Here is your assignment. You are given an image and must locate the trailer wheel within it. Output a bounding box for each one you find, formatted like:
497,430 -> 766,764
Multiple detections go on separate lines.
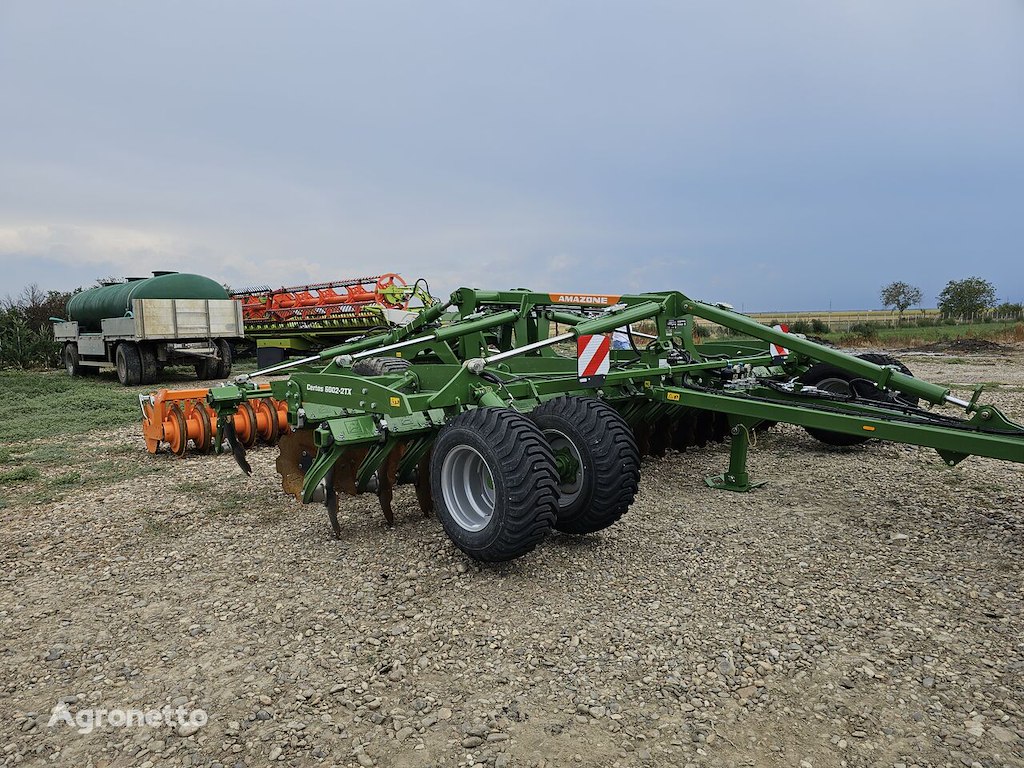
115,343 -> 142,386
529,397 -> 641,534
194,358 -> 215,380
63,343 -> 82,377
139,345 -> 159,385
215,339 -> 233,378
430,408 -> 558,562
799,354 -> 917,446
351,356 -> 411,376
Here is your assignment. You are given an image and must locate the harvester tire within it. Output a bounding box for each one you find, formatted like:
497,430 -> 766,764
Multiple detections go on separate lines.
351,356 -> 411,376
430,407 -> 558,562
215,339 -> 233,379
528,396 -> 641,534
115,343 -> 142,387
63,343 -> 82,377
799,354 -> 916,447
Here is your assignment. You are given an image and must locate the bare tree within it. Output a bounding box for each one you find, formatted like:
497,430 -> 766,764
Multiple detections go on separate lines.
880,281 -> 923,323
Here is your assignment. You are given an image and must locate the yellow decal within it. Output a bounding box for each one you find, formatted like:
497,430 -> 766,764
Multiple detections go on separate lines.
390,397 -> 401,407
862,425 -> 876,431
395,351 -> 402,357
643,380 -> 652,389
548,292 -> 622,305
667,392 -> 680,401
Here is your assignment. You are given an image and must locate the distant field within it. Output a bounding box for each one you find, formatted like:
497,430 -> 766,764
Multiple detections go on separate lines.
686,305 -> 1023,349
744,308 -> 942,330
690,318 -> 1024,349
819,321 -> 1024,348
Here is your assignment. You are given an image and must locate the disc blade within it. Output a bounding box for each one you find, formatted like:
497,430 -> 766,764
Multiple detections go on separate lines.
276,430 -> 317,499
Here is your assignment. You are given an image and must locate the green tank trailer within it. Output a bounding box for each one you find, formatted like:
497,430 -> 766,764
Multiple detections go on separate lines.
54,272 -> 243,385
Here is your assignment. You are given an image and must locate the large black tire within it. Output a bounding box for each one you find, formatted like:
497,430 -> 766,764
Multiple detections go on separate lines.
856,353 -> 918,406
215,339 -> 233,378
196,340 -> 233,380
139,344 -> 159,385
115,343 -> 142,386
528,396 -> 641,534
195,358 -> 216,380
430,408 -> 558,562
63,343 -> 82,377
351,356 -> 411,376
799,353 -> 916,447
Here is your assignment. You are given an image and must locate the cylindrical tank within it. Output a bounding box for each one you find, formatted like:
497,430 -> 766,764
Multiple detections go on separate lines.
67,272 -> 229,331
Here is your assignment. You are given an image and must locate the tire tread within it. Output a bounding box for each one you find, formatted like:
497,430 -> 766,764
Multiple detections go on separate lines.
431,407 -> 558,562
530,396 -> 641,534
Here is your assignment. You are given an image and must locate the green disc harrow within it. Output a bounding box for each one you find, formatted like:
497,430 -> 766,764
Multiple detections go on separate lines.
203,287 -> 1024,561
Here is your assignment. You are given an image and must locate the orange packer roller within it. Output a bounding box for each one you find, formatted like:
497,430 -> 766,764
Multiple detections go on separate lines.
140,385 -> 289,456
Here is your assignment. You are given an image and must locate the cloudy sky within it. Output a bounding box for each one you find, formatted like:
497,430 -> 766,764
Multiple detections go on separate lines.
1,2 -> 1021,311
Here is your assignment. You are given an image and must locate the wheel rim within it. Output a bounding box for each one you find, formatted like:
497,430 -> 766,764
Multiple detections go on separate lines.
440,444 -> 496,532
543,428 -> 584,509
116,349 -> 126,381
64,347 -> 74,375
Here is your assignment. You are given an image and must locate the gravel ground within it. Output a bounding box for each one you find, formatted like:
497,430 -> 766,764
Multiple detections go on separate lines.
2,352 -> 1023,768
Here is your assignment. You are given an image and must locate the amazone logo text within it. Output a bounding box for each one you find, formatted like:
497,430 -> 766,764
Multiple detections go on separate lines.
549,293 -> 621,305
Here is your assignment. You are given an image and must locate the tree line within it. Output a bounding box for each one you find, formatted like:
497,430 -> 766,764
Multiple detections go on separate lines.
881,277 -> 1021,322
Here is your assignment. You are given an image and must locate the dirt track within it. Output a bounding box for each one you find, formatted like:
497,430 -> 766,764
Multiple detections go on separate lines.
2,352 -> 1023,768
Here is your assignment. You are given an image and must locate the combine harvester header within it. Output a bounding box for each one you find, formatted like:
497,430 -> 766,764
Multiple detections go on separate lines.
230,273 -> 435,366
142,286 -> 1024,563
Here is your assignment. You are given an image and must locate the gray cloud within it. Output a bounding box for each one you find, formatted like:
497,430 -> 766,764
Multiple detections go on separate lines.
1,1 -> 1021,308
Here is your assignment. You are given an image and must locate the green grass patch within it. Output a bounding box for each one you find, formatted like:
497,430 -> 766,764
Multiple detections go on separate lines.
102,443 -> 138,456
86,457 -> 163,487
175,480 -> 214,494
0,423 -> 166,509
0,360 -> 259,444
0,466 -> 41,485
18,445 -> 75,465
0,369 -> 144,442
49,471 -> 82,487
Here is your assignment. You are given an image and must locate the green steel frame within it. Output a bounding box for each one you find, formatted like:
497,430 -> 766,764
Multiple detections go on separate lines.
209,287 -> 1024,502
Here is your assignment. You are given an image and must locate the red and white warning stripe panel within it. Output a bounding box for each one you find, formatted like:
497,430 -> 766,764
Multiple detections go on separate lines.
770,324 -> 790,358
577,334 -> 611,381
